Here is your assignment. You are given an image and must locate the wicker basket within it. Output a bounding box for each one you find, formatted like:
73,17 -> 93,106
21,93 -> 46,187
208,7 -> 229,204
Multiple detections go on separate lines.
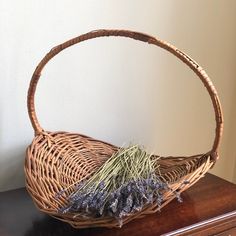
25,29 -> 223,229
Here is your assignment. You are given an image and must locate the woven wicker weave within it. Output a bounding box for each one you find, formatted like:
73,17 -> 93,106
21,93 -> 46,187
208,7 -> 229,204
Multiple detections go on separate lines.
25,29 -> 223,229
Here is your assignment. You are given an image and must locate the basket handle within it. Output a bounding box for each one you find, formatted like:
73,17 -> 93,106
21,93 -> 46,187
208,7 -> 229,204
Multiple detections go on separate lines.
27,29 -> 223,160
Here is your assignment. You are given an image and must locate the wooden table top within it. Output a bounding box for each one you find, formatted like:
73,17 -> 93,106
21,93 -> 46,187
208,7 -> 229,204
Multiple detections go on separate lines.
0,173 -> 235,236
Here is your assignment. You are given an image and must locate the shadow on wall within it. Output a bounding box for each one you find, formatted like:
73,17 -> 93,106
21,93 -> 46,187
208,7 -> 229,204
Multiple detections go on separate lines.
0,145 -> 26,192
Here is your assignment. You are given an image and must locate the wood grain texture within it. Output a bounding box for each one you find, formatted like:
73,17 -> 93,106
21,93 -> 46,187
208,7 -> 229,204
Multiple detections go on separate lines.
0,174 -> 235,236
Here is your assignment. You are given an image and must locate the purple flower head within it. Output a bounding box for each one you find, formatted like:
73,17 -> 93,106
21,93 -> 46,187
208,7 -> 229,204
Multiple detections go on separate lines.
110,198 -> 118,213
98,181 -> 105,190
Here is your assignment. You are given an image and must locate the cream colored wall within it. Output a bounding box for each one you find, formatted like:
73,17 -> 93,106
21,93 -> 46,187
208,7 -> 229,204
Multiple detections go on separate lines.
0,0 -> 236,191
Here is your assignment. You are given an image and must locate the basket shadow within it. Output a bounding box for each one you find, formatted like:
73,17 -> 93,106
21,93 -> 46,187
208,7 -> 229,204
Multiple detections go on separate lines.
24,215 -> 109,236
0,145 -> 26,191
24,192 -> 198,236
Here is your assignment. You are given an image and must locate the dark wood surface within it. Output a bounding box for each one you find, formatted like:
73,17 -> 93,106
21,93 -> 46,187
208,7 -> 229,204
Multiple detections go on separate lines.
0,173 -> 235,236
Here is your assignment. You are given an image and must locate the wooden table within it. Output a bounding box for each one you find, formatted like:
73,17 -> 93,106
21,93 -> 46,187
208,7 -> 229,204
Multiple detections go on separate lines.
0,174 -> 235,236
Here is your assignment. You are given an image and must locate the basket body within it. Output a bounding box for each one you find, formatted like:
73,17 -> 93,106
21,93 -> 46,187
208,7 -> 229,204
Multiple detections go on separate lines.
25,29 -> 223,228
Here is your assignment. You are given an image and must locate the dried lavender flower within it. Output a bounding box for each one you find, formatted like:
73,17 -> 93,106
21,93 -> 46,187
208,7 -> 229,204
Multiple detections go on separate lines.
57,145 -> 183,224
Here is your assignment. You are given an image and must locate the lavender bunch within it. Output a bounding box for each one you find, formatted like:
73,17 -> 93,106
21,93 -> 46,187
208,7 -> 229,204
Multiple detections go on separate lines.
58,145 -> 183,226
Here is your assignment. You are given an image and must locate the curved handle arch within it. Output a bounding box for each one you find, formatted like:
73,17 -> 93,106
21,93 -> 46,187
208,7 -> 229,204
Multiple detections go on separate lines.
27,29 -> 223,159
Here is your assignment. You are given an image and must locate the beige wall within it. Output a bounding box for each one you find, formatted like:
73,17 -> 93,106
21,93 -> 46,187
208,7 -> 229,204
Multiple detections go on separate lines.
0,0 -> 236,191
